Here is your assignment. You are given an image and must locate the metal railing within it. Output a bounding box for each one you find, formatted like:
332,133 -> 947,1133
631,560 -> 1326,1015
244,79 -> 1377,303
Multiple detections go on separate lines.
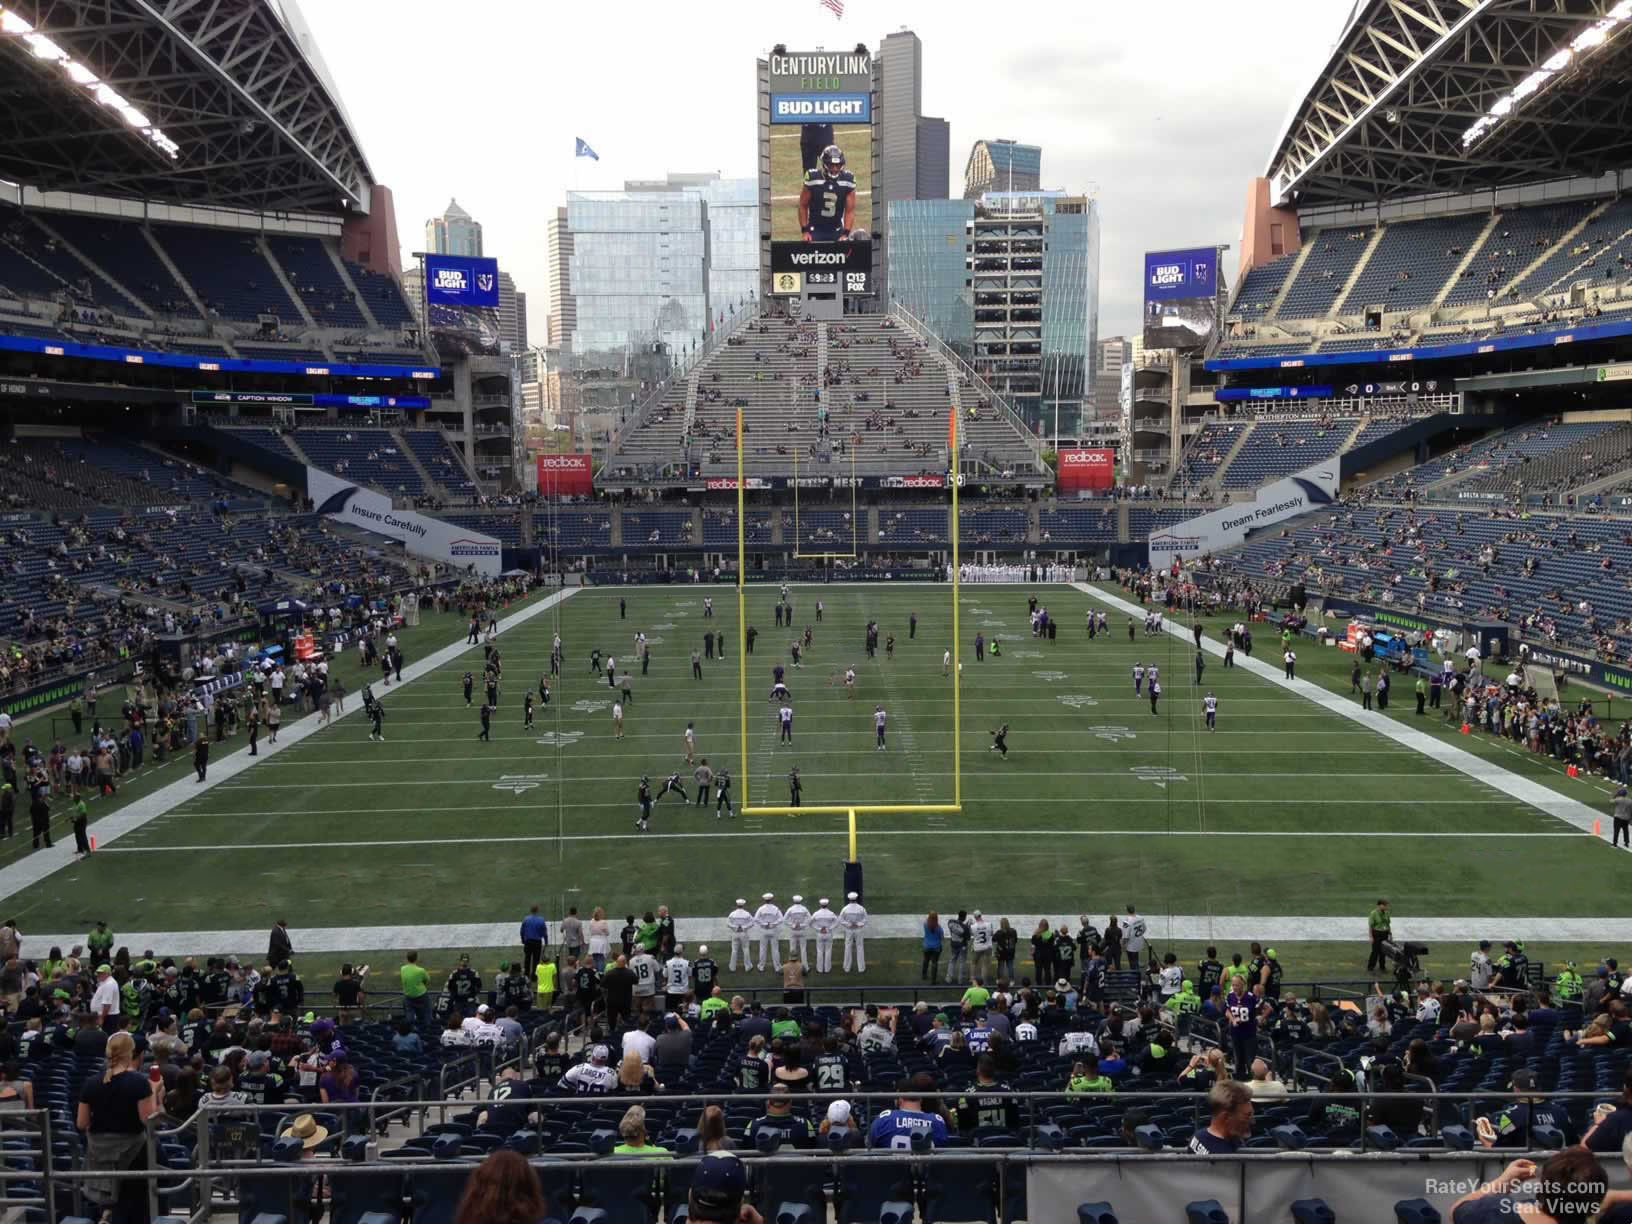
887,301 -> 1048,472
7,1087 -> 1610,1223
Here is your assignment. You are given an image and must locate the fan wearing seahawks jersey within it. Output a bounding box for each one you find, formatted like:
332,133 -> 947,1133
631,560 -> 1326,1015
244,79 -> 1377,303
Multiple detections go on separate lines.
813,1035 -> 856,1092
955,1055 -> 1019,1133
558,1045 -> 618,1095
799,145 -> 856,242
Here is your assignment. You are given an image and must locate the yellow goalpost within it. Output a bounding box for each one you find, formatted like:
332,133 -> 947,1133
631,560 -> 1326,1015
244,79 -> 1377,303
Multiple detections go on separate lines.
734,405 -> 963,857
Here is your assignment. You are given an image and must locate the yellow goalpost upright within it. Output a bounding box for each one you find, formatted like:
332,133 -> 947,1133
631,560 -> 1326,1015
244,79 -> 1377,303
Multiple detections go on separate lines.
734,405 -> 963,859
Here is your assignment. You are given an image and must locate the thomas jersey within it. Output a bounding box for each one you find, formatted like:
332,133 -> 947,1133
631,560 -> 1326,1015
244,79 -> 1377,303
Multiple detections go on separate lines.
804,170 -> 856,236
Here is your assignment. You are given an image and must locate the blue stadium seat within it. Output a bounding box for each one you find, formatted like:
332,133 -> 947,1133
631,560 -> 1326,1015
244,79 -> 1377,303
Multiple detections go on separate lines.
1077,1206 -> 1119,1224
922,1160 -> 998,1223
879,1204 -> 914,1224
1185,1201 -> 1229,1224
837,1158 -> 915,1224
1394,1201 -> 1441,1224
1291,1202 -> 1335,1224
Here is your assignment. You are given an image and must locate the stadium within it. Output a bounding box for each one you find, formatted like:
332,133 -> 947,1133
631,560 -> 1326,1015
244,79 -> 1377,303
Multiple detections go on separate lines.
5,0 -> 1632,1220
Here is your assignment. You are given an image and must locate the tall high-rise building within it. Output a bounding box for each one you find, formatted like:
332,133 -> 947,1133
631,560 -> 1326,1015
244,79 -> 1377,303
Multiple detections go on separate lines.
565,171 -> 755,358
1094,335 -> 1131,422
513,287 -> 528,352
425,198 -> 483,257
964,140 -> 1042,199
546,207 -> 576,348
888,191 -> 1100,439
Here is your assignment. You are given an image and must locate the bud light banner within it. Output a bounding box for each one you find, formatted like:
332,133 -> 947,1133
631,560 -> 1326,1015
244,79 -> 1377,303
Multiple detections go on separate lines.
1057,448 -> 1115,492
425,255 -> 500,308
1143,246 -> 1219,352
535,453 -> 594,498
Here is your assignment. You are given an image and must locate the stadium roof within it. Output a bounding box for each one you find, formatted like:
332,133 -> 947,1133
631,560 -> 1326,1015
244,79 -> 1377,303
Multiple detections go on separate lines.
1266,0 -> 1632,209
0,0 -> 375,214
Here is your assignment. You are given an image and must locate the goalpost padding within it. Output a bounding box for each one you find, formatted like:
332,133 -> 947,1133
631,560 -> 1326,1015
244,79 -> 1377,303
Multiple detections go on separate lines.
732,404 -> 965,824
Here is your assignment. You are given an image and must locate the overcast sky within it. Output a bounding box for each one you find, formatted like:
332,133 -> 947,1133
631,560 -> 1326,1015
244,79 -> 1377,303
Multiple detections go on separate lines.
296,0 -> 1348,342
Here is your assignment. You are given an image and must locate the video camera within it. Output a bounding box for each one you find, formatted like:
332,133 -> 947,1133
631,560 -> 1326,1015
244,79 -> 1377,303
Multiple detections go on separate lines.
1381,940 -> 1429,991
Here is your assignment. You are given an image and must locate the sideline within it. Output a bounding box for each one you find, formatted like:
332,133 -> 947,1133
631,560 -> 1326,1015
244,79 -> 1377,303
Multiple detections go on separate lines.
0,586 -> 579,905
1074,582 -> 1609,838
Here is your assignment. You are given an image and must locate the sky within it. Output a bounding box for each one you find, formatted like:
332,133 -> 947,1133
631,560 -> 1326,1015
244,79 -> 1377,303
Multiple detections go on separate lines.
295,0 -> 1349,343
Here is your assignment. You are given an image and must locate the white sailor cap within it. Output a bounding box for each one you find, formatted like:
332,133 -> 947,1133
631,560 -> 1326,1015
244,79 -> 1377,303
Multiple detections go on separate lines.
792,895 -> 804,903
736,899 -> 747,907
762,892 -> 775,901
847,892 -> 859,901
818,898 -> 830,906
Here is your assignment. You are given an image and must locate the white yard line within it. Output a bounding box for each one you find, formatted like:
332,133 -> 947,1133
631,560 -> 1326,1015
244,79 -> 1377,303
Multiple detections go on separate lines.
0,588 -> 580,905
1074,583 -> 1612,838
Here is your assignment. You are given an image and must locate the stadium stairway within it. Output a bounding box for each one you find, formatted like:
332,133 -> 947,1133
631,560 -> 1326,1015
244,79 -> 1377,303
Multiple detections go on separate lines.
1427,212 -> 1503,310
256,231 -> 319,332
327,246 -> 382,330
1261,242 -> 1315,320
1201,422 -> 1258,491
141,226 -> 210,320
25,212 -> 153,318
1328,226 -> 1388,318
1504,198 -> 1624,300
391,430 -> 441,496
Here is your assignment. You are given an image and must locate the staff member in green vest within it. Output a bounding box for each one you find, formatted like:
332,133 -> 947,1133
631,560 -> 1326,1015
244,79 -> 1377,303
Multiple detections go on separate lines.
400,951 -> 432,1030
1367,898 -> 1391,972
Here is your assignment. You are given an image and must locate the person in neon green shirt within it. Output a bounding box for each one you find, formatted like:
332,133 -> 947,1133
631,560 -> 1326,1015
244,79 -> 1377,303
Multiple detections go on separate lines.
1170,979 -> 1202,1016
535,959 -> 558,1008
961,980 -> 990,1010
1067,1056 -> 1114,1095
400,951 -> 431,1029
86,920 -> 114,962
612,1106 -> 671,1157
636,912 -> 660,954
699,987 -> 729,1021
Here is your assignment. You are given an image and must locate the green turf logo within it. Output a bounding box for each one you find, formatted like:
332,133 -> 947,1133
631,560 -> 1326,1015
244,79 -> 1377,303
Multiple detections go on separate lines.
1092,726 -> 1137,742
572,699 -> 610,713
1012,650 -> 1043,659
1058,694 -> 1099,708
494,773 -> 551,794
652,623 -> 676,631
1033,670 -> 1069,681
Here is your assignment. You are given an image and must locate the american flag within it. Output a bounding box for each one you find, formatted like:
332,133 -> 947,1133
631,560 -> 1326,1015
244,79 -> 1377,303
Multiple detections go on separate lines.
820,0 -> 843,16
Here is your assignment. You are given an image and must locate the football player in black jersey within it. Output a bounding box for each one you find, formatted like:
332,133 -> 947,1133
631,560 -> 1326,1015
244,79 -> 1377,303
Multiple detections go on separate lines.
799,144 -> 856,242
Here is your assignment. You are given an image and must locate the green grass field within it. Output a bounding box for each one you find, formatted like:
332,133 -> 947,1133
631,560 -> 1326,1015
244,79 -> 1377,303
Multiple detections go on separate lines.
9,581 -> 1632,985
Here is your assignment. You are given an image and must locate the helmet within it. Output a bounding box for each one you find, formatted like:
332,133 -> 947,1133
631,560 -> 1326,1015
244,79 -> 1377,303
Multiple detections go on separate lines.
820,144 -> 845,176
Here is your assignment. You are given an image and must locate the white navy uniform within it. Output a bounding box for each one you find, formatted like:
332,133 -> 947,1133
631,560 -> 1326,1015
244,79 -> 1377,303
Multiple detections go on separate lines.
840,892 -> 868,972
810,899 -> 838,973
784,896 -> 812,965
727,899 -> 754,971
753,893 -> 785,971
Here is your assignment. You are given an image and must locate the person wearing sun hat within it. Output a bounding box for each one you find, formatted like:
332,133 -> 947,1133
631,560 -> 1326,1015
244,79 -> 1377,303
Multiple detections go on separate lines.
91,963 -> 120,1034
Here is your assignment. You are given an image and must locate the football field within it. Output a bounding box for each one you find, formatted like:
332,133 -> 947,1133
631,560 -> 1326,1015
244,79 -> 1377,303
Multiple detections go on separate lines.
7,580 -> 1632,974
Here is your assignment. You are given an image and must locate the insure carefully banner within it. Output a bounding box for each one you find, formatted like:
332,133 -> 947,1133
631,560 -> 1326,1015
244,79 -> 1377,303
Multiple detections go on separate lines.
1146,461 -> 1337,568
307,467 -> 500,576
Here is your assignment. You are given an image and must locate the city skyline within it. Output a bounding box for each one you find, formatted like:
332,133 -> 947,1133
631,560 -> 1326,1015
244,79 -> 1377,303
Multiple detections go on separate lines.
295,0 -> 1342,339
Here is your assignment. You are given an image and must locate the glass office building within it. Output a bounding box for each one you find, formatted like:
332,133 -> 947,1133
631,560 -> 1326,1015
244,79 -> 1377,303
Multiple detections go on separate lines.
888,193 -> 1099,436
566,175 -> 755,360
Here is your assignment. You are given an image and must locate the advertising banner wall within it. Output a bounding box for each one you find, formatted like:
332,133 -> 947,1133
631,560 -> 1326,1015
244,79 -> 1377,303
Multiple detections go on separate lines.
770,238 -> 874,296
307,467 -> 501,576
535,453 -> 594,497
1056,447 -> 1115,491
1143,246 -> 1218,351
1146,461 -> 1337,567
425,255 -> 500,308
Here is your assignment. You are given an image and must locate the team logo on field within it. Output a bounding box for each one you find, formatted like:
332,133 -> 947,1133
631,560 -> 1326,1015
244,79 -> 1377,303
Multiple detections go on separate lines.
1033,670 -> 1068,682
572,698 -> 610,714
1092,726 -> 1136,743
967,607 -> 994,615
979,620 -> 1007,628
1012,650 -> 1043,659
1131,765 -> 1186,788
535,731 -> 585,747
652,623 -> 676,631
1058,694 -> 1099,708
494,773 -> 551,794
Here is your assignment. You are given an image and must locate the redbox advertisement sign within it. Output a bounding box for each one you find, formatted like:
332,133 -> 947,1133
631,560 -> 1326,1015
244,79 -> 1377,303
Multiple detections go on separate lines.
536,453 -> 593,497
1057,448 -> 1115,491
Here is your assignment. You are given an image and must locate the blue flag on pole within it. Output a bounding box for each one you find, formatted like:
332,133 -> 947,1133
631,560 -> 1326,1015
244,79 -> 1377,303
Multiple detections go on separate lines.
575,138 -> 599,161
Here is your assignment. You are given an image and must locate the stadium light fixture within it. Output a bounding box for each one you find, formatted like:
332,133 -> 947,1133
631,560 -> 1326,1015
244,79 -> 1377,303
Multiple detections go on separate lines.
25,32 -> 66,61
1463,5 -> 1632,147
64,61 -> 96,85
0,8 -> 31,34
